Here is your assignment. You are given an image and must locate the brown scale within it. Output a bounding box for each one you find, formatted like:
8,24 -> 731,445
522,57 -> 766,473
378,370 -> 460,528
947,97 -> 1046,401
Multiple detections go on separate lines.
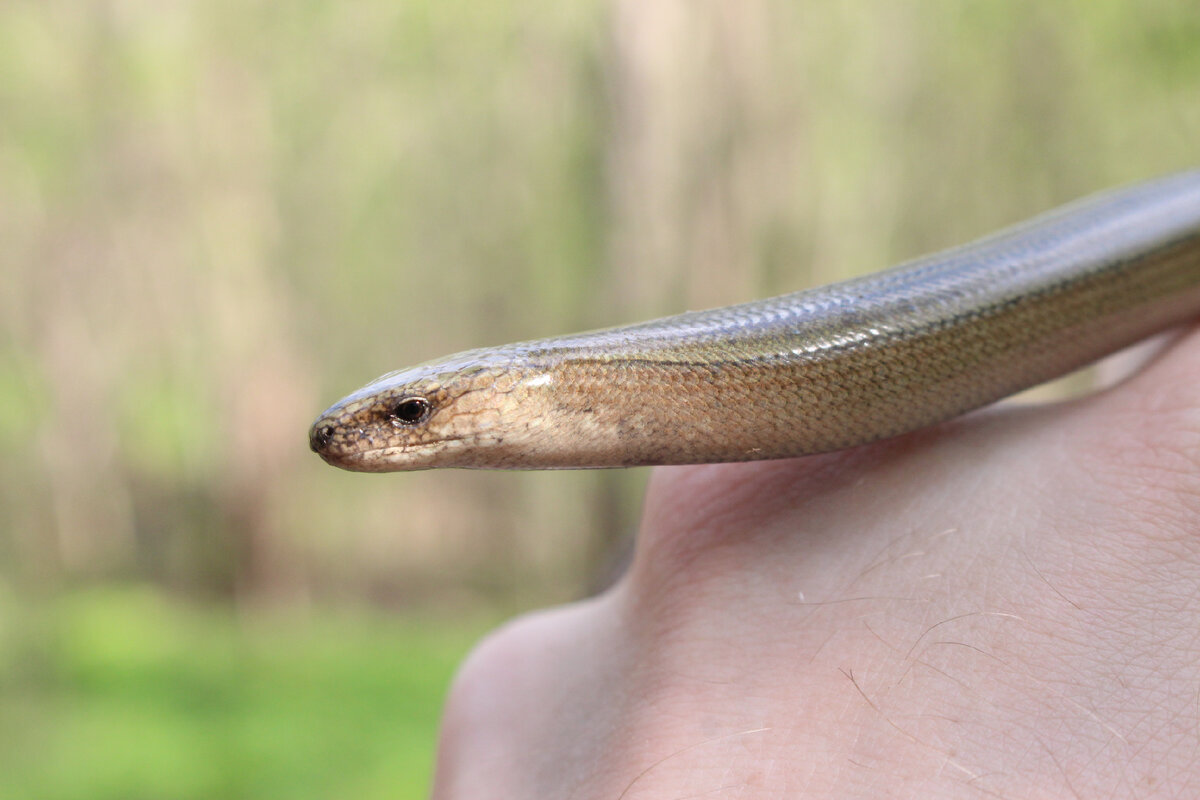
311,171 -> 1200,472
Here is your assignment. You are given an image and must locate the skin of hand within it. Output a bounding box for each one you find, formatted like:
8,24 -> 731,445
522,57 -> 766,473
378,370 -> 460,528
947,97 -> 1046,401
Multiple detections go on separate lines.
429,328 -> 1200,800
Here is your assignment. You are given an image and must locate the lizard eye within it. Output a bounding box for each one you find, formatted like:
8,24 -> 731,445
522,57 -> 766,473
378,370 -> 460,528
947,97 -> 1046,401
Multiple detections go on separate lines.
389,397 -> 432,426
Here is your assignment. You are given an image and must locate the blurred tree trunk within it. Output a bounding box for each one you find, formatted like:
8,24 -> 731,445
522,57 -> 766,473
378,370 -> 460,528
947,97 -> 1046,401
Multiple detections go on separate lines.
605,0 -> 789,317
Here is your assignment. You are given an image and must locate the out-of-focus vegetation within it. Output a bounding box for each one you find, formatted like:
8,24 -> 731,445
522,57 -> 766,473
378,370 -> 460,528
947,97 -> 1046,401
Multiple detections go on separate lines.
0,586 -> 491,799
1,0 -> 1198,796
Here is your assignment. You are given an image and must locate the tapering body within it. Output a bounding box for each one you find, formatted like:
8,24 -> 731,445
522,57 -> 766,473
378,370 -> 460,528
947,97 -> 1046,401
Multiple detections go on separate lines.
311,171 -> 1200,471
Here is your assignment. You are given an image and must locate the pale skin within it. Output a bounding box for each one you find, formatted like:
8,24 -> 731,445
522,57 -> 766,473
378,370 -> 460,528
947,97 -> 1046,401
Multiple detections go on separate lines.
429,328 -> 1200,800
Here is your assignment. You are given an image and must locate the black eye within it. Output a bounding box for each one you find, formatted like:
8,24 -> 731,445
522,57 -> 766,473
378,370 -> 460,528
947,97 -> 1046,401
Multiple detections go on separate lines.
390,397 -> 432,426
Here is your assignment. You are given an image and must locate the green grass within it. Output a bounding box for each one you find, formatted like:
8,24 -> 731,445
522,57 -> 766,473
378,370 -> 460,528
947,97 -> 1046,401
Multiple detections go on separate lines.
0,587 -> 489,800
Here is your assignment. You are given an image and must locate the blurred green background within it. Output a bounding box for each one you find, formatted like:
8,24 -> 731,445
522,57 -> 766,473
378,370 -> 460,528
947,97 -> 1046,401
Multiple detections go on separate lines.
1,0 -> 1197,797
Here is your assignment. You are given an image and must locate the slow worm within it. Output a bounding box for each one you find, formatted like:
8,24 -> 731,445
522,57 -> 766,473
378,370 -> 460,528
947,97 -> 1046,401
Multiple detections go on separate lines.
311,171 -> 1200,471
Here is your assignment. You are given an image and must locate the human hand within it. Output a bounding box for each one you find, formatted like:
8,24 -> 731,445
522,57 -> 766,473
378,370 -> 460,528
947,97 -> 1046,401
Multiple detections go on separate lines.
431,329 -> 1200,799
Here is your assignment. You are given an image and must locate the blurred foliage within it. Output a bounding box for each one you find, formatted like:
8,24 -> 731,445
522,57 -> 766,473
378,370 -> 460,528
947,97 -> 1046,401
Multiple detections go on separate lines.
0,586 -> 489,800
0,0 -> 1198,795
2,0 -> 1198,606
1,0 -> 618,606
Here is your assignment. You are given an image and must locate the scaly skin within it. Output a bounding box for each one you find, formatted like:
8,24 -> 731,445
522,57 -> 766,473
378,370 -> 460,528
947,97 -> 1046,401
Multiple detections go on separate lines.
311,171 -> 1200,471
